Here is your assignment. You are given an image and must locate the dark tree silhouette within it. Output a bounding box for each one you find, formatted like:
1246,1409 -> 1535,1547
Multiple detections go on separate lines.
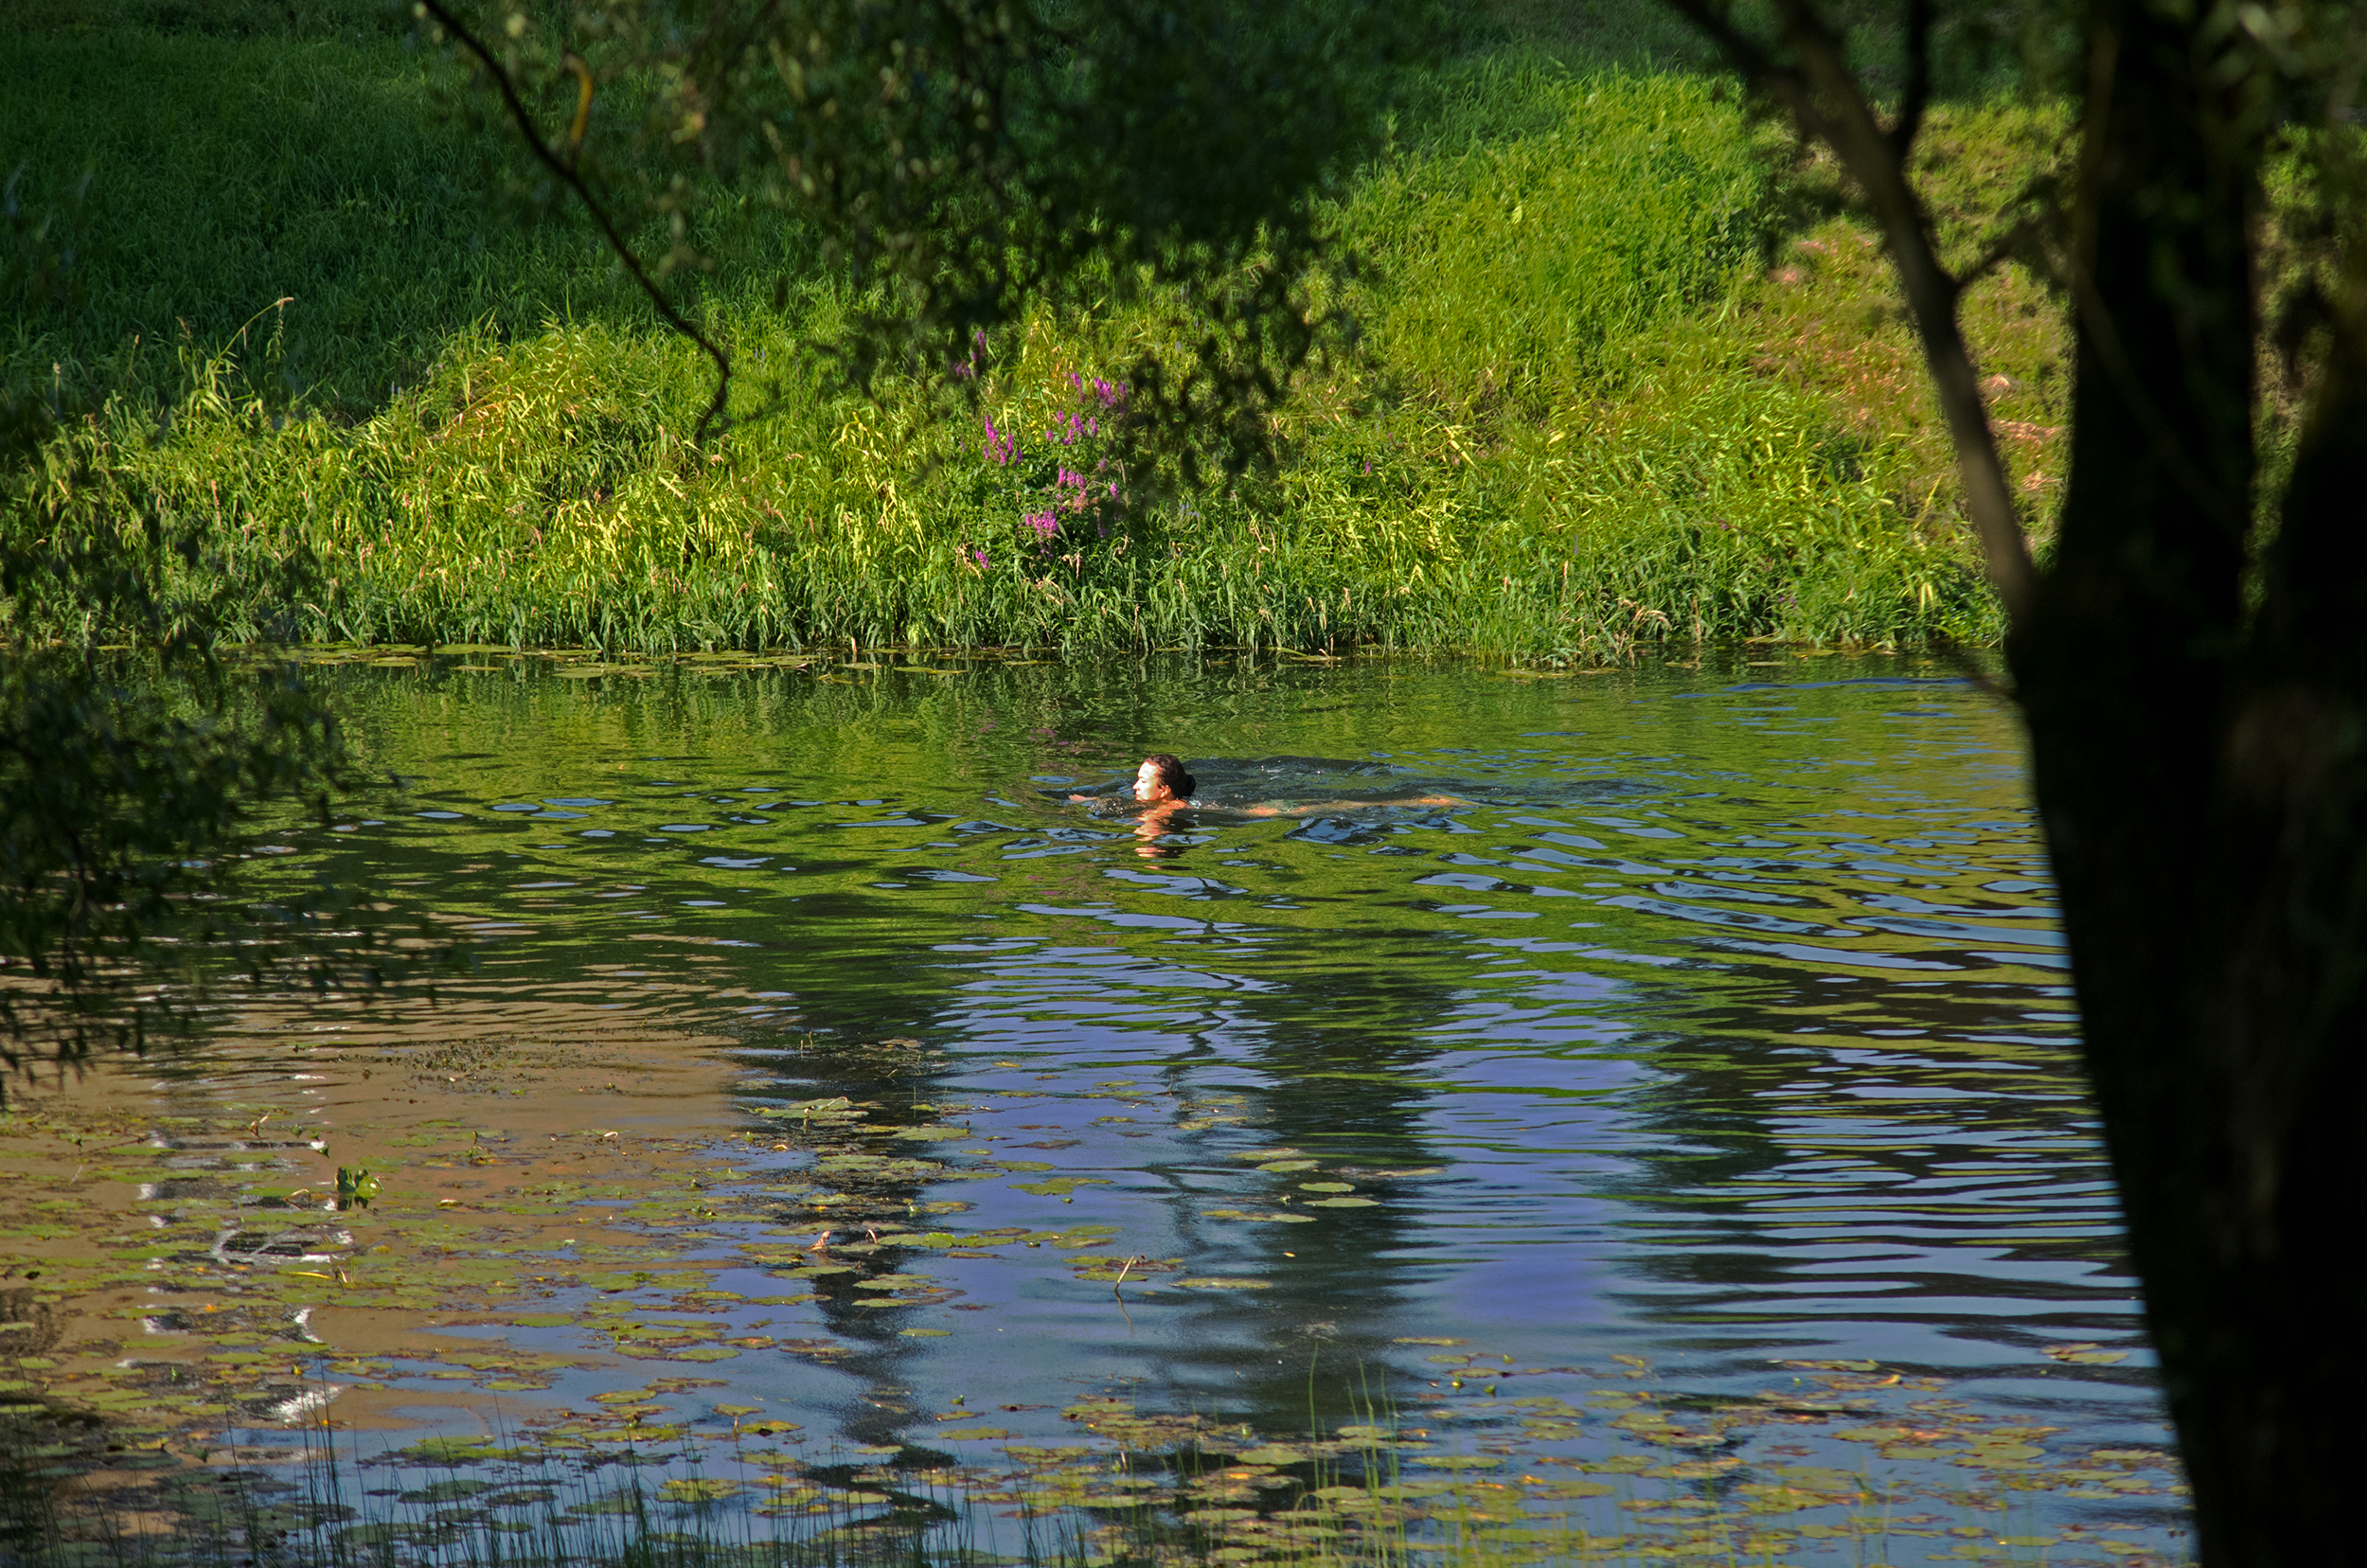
1658,0 -> 2367,1560
0,410 -> 401,1083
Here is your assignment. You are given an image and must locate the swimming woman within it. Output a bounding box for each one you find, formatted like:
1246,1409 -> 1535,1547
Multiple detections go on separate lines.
1078,755 -> 1461,821
1064,754 -> 1197,858
1071,754 -> 1197,819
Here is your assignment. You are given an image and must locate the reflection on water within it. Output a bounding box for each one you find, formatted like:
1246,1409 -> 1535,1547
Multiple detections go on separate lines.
329,655 -> 2128,1383
15,651 -> 2185,1558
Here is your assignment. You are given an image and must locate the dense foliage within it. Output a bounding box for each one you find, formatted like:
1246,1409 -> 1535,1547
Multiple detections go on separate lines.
3,4 -> 2061,655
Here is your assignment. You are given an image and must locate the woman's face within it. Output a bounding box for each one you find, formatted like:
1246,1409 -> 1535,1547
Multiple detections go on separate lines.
1133,760 -> 1173,803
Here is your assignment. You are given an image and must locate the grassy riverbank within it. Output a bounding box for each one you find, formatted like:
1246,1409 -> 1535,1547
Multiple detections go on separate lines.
0,2 -> 2066,655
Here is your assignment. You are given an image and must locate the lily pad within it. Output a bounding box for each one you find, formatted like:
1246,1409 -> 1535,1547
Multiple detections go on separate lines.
402,1437 -> 512,1464
1206,1208 -> 1315,1223
658,1478 -> 740,1503
1769,1466 -> 1862,1493
1959,1443 -> 2045,1463
1234,1446 -> 1307,1466
2042,1342 -> 2129,1364
1175,1277 -> 1271,1291
1013,1178 -> 1110,1197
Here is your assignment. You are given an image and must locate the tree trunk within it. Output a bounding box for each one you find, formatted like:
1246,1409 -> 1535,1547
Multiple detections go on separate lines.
2014,2 -> 2367,1561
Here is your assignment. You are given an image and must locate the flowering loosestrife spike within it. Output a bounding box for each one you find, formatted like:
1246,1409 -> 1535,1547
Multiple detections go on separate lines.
985,373 -> 1131,551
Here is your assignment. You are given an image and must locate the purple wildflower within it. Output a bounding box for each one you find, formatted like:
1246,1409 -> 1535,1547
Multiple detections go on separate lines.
982,414 -> 1018,466
1023,510 -> 1059,541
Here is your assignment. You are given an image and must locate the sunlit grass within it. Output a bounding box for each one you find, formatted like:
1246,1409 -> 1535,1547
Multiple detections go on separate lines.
2,14 -> 2068,656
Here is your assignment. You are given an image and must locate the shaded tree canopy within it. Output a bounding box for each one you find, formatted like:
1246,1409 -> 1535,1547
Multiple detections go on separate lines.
417,0 -> 1445,462
0,476 -> 399,1082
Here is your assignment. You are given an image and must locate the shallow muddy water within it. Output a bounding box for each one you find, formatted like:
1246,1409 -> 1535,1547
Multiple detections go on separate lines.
2,650 -> 2189,1564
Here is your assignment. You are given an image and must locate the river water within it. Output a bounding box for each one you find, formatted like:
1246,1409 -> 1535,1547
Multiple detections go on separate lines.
15,650 -> 2188,1564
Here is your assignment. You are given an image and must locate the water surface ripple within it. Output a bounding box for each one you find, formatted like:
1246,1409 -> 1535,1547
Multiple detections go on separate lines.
276,652 -> 2163,1505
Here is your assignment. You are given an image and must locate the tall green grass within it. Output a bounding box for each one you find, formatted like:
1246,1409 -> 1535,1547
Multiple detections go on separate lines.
1349,62 -> 1772,411
3,13 -> 2030,656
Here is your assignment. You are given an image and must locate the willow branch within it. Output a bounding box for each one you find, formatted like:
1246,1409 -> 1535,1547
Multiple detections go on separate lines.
1660,0 -> 2037,630
1958,219 -> 2038,292
418,0 -> 732,443
561,52 -> 594,166
1891,0 -> 1932,156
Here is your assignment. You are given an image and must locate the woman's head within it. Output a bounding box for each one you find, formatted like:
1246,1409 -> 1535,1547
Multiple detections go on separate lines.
1135,753 -> 1196,803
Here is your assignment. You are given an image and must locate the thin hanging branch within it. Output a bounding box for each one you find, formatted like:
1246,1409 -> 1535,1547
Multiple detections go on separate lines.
1890,0 -> 1933,156
1659,0 -> 2038,630
417,0 -> 733,443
